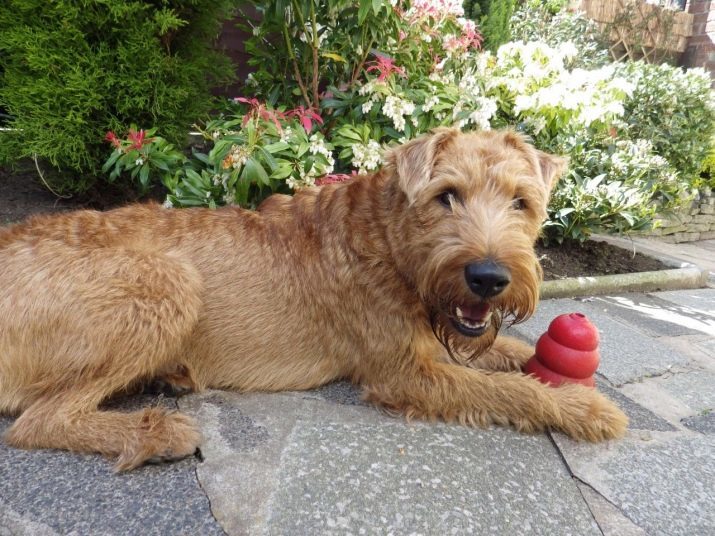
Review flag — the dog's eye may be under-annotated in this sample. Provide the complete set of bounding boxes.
[511,197,526,210]
[437,189,458,209]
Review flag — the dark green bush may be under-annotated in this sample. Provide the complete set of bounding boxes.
[464,0,515,51]
[0,0,238,194]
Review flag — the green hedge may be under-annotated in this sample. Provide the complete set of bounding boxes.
[0,0,238,194]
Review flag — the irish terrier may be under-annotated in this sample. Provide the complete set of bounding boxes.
[0,129,627,471]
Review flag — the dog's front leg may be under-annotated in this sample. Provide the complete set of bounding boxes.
[468,335,533,372]
[364,358,627,441]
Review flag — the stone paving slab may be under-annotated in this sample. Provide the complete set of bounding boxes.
[653,289,715,316]
[553,431,715,536]
[180,390,599,536]
[595,379,677,432]
[590,295,706,338]
[512,298,691,386]
[0,416,223,536]
[681,412,715,434]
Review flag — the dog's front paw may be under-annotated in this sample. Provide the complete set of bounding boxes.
[470,336,534,372]
[553,384,628,441]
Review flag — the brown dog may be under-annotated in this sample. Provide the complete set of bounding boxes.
[0,129,627,471]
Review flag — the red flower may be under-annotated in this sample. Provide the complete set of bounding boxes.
[234,97,287,131]
[104,131,121,149]
[366,55,406,82]
[287,106,324,132]
[127,129,152,150]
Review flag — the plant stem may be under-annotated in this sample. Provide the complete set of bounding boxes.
[282,25,312,108]
[309,1,320,109]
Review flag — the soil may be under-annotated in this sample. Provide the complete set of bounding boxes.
[1,164,669,279]
[535,239,668,280]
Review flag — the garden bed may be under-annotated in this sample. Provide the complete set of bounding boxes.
[536,239,667,281]
[1,165,670,280]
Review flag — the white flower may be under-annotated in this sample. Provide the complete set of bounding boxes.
[299,22,329,46]
[280,126,293,143]
[524,116,547,135]
[558,41,578,61]
[422,95,440,112]
[382,95,415,132]
[466,97,497,130]
[362,96,377,114]
[351,140,382,174]
[162,199,173,209]
[135,158,144,166]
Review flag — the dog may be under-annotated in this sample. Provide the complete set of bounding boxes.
[0,128,628,471]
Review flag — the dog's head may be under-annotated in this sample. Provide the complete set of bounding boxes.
[384,128,566,359]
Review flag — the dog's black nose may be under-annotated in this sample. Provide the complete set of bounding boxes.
[464,261,511,298]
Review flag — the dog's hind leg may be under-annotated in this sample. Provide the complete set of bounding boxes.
[5,392,202,471]
[1,246,204,470]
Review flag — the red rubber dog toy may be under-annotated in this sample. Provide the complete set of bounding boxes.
[523,313,599,387]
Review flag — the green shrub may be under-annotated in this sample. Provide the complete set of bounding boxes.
[0,0,238,194]
[510,1,610,69]
[616,62,715,194]
[465,0,516,51]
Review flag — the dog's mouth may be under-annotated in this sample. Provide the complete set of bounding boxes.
[449,302,492,337]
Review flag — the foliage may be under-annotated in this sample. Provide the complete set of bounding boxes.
[616,62,715,190]
[510,1,610,69]
[104,0,714,246]
[103,102,335,208]
[0,0,237,194]
[464,0,516,51]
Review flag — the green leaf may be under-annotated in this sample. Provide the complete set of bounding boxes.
[139,164,150,188]
[244,157,270,186]
[358,0,371,24]
[270,164,294,179]
[102,150,122,173]
[372,0,382,16]
[264,141,290,153]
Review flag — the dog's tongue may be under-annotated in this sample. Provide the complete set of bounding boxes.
[460,302,491,322]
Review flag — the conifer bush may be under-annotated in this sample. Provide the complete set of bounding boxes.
[0,0,238,194]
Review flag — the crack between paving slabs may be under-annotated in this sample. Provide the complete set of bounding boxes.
[546,431,644,535]
[546,431,606,536]
[170,395,229,536]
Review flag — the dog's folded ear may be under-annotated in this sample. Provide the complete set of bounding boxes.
[386,127,459,204]
[535,151,568,192]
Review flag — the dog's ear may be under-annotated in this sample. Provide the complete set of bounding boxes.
[536,151,568,191]
[500,130,567,192]
[386,128,459,203]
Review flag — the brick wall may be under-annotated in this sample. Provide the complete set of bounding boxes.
[681,0,715,81]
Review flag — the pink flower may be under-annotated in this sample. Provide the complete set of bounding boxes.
[366,55,406,82]
[287,106,324,133]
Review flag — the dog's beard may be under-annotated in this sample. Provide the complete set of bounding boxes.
[429,302,504,365]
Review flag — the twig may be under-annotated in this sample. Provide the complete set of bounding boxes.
[32,154,72,199]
